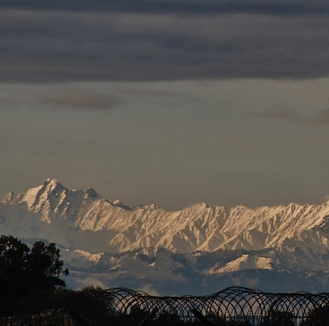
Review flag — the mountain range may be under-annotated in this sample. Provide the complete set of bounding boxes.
[1,178,329,295]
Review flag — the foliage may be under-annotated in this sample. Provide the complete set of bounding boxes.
[113,309,254,326]
[0,235,68,301]
[2,236,326,325]
[154,312,185,325]
[15,286,113,322]
[25,240,69,292]
[262,310,296,326]
[300,304,329,326]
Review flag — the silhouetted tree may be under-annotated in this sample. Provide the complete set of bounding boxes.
[0,235,30,298]
[262,310,296,326]
[0,235,68,305]
[154,311,185,325]
[300,304,329,326]
[15,286,114,323]
[27,241,68,290]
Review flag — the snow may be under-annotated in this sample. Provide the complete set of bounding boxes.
[210,254,273,274]
[3,179,329,294]
[4,179,329,257]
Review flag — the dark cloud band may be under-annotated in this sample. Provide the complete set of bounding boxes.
[1,0,329,16]
[1,3,329,83]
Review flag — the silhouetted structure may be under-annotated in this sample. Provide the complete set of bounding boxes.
[109,286,329,325]
[2,286,329,325]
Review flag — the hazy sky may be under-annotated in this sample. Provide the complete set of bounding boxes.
[1,1,329,210]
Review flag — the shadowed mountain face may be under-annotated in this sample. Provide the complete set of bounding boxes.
[2,178,329,295]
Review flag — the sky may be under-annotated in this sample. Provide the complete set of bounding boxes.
[1,0,329,211]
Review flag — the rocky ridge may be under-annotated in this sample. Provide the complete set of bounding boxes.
[2,178,329,294]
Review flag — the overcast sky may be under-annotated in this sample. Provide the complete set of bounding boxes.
[1,0,329,210]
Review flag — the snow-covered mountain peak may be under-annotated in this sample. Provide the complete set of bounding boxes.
[134,203,160,210]
[45,177,63,188]
[4,179,329,256]
[111,200,132,210]
[4,179,329,293]
[6,179,87,222]
[1,191,23,205]
[193,202,210,209]
[85,187,100,199]
[21,178,67,211]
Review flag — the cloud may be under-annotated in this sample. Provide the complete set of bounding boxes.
[254,107,329,125]
[38,90,124,110]
[0,88,124,111]
[1,2,329,83]
[117,86,189,98]
[311,108,329,125]
[252,108,299,122]
[1,0,329,16]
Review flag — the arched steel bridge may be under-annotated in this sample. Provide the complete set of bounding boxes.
[107,286,329,324]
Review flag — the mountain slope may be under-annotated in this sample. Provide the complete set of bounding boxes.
[2,178,329,294]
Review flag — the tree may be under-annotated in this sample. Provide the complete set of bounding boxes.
[300,304,329,326]
[263,310,296,326]
[0,235,30,298]
[154,311,185,326]
[27,241,68,290]
[0,235,68,300]
[16,286,114,322]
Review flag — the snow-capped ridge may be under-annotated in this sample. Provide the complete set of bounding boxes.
[45,177,64,188]
[111,200,132,210]
[134,203,160,210]
[1,191,23,205]
[3,179,329,266]
[194,202,209,208]
[85,187,100,199]
[4,179,329,294]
